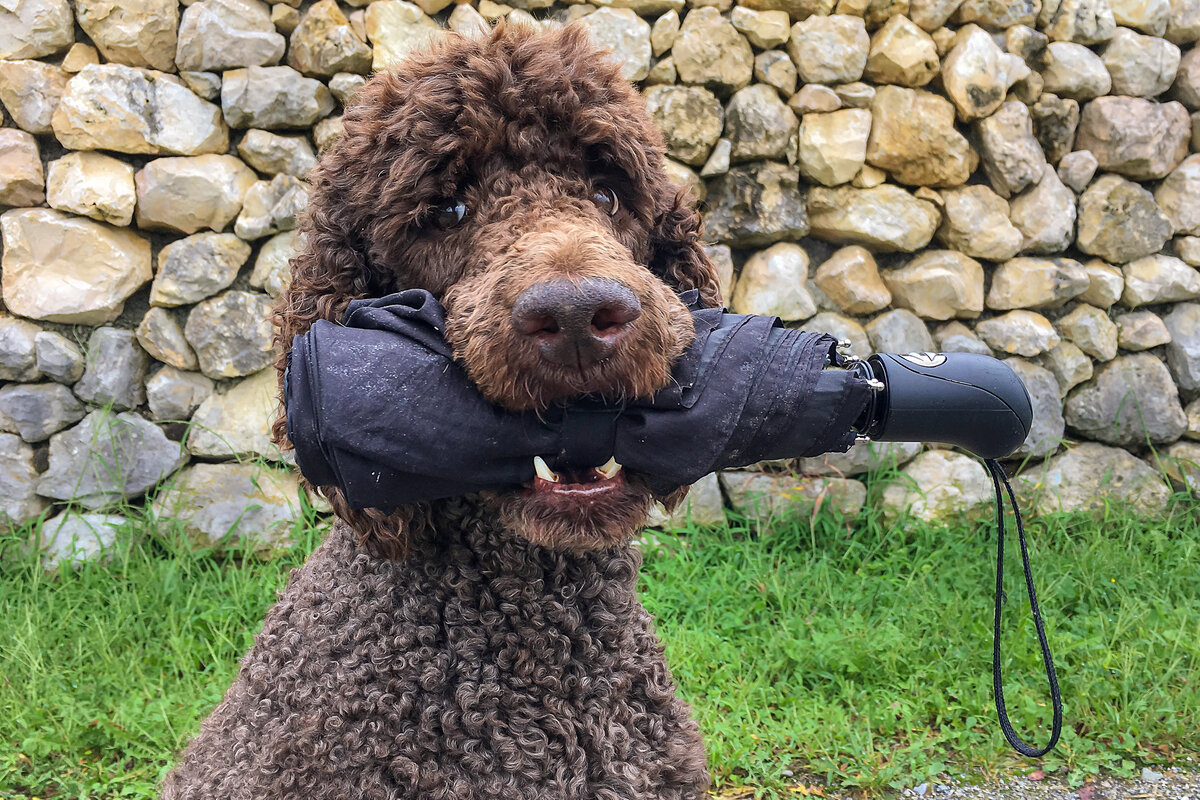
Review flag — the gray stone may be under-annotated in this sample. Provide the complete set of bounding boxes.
[0,0,73,60]
[644,85,723,166]
[1074,97,1191,181]
[151,233,252,307]
[187,367,281,460]
[1017,442,1168,515]
[866,86,972,188]
[725,84,798,163]
[151,462,303,551]
[1102,26,1181,96]
[185,290,276,379]
[788,15,869,85]
[288,0,372,77]
[1168,0,1200,42]
[180,70,221,99]
[578,8,652,83]
[37,410,188,509]
[705,162,809,247]
[221,65,335,129]
[237,129,317,177]
[250,229,300,297]
[1173,47,1200,107]
[705,243,736,301]
[0,58,69,134]
[882,250,984,320]
[1005,358,1065,458]
[1031,93,1081,163]
[74,327,150,411]
[134,155,258,234]
[1115,310,1172,349]
[1121,254,1200,307]
[1041,42,1112,100]
[937,319,994,354]
[986,257,1090,309]
[940,25,1030,121]
[328,72,366,104]
[1058,303,1119,360]
[1009,166,1077,254]
[975,101,1046,198]
[1076,174,1173,263]
[0,314,41,382]
[52,64,229,156]
[1065,353,1186,443]
[798,439,922,476]
[865,308,936,352]
[672,7,754,95]
[34,331,84,384]
[0,433,46,526]
[1040,0,1117,43]
[234,174,308,239]
[720,470,867,522]
[975,310,1061,356]
[136,307,199,371]
[146,366,215,421]
[808,185,941,252]
[1154,153,1200,236]
[44,151,136,226]
[1164,302,1200,389]
[645,473,726,529]
[880,449,992,521]
[1037,341,1094,393]
[0,383,85,442]
[38,513,127,570]
[1057,150,1098,192]
[937,185,1022,261]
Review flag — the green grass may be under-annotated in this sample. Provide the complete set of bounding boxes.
[3,490,1199,798]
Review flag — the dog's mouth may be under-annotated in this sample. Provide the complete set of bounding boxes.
[524,455,625,500]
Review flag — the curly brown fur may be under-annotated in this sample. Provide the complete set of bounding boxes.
[167,21,721,799]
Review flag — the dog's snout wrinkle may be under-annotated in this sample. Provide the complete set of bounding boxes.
[511,277,642,370]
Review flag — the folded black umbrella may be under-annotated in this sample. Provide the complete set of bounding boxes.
[284,289,873,511]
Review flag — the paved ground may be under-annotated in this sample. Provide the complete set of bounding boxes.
[894,768,1200,800]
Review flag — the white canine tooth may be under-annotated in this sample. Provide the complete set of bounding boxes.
[533,455,560,483]
[595,456,622,479]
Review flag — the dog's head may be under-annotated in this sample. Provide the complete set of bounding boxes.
[275,22,720,555]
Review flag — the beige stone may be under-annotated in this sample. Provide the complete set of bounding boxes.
[1101,26,1181,96]
[1076,174,1173,263]
[1079,260,1125,307]
[1058,303,1119,360]
[287,0,371,76]
[1115,310,1171,350]
[645,85,721,164]
[45,152,136,226]
[835,81,876,107]
[650,9,679,55]
[852,164,888,187]
[663,158,705,201]
[912,0,965,29]
[1,209,151,325]
[797,108,871,187]
[250,230,300,297]
[814,245,892,314]
[974,101,1045,198]
[865,85,972,187]
[937,185,1022,260]
[808,185,940,252]
[730,6,790,47]
[221,65,335,129]
[864,14,940,86]
[880,449,991,522]
[137,308,199,370]
[0,129,43,207]
[731,243,816,321]
[940,25,1029,120]
[237,129,317,177]
[1040,0,1116,43]
[1042,41,1112,99]
[152,233,252,307]
[53,64,229,155]
[1154,153,1200,236]
[578,8,652,82]
[364,0,443,72]
[673,7,753,94]
[720,470,866,523]
[61,43,100,72]
[645,473,725,529]
[0,0,73,60]
[788,83,841,114]
[788,15,869,85]
[953,0,1041,28]
[1008,165,1077,254]
[1075,97,1191,181]
[1111,0,1170,33]
[272,3,301,33]
[187,367,282,460]
[739,0,836,18]
[1121,254,1200,306]
[987,257,1089,310]
[77,0,178,71]
[0,59,68,134]
[882,250,984,320]
[975,310,1061,355]
[135,155,258,235]
[754,50,797,96]
[645,56,676,85]
[937,319,993,354]
[1037,340,1093,394]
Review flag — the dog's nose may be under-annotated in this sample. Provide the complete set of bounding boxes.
[511,278,642,369]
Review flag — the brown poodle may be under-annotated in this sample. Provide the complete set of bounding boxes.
[161,21,721,800]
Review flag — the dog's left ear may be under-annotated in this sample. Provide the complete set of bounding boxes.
[649,185,722,309]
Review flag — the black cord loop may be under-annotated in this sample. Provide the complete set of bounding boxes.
[985,458,1063,758]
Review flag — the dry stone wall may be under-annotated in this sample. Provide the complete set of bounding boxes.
[2,0,1200,548]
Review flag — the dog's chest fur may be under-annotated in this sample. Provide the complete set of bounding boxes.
[161,500,708,800]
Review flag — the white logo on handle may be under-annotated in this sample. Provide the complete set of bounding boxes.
[900,352,947,367]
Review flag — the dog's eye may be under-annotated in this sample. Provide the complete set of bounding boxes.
[592,186,619,216]
[432,198,468,229]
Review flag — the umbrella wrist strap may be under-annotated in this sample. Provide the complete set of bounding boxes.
[985,458,1063,757]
